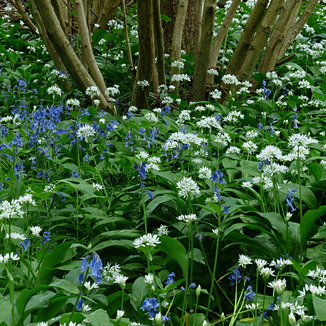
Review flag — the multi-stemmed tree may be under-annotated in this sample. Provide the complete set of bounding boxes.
[10,0,320,113]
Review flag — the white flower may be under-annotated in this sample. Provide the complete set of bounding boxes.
[30,226,42,236]
[116,310,124,320]
[176,177,201,199]
[255,259,268,270]
[207,68,219,76]
[257,145,283,161]
[225,146,241,155]
[37,323,48,326]
[224,110,244,123]
[0,200,24,219]
[242,141,258,154]
[288,133,318,147]
[288,312,296,325]
[260,267,275,281]
[197,116,223,130]
[176,214,197,224]
[198,167,212,179]
[171,74,191,82]
[144,112,159,123]
[222,74,240,85]
[214,132,231,147]
[76,124,96,142]
[210,89,222,100]
[105,85,120,97]
[84,281,99,290]
[133,233,161,248]
[268,279,287,294]
[157,225,169,236]
[176,110,191,125]
[171,60,185,69]
[115,274,128,288]
[47,85,62,97]
[85,86,100,98]
[245,303,261,310]
[144,274,154,285]
[17,193,36,206]
[128,106,138,113]
[238,254,252,267]
[0,252,20,263]
[66,99,80,107]
[270,258,293,267]
[137,80,150,87]
[5,232,25,240]
[242,181,253,189]
[92,183,104,191]
[212,228,219,236]
[44,184,55,192]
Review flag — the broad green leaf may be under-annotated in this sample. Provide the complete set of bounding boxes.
[157,236,188,278]
[91,239,134,252]
[50,277,79,294]
[82,309,112,326]
[16,285,50,317]
[188,313,206,326]
[130,277,149,311]
[313,295,326,321]
[0,295,11,324]
[25,291,56,314]
[300,206,326,252]
[258,212,286,239]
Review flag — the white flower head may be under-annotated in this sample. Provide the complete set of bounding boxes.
[76,124,96,142]
[238,254,252,268]
[176,214,197,224]
[176,177,200,199]
[157,225,169,236]
[85,86,100,98]
[30,226,42,236]
[268,279,287,294]
[133,233,161,248]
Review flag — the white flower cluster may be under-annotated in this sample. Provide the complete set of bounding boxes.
[133,233,161,248]
[47,85,62,97]
[198,167,212,180]
[177,110,191,125]
[85,86,100,98]
[176,213,197,224]
[224,110,244,123]
[0,252,20,263]
[176,177,200,198]
[164,132,204,150]
[0,194,36,219]
[214,132,231,147]
[136,151,161,171]
[197,116,223,130]
[144,112,159,123]
[76,124,96,142]
[171,74,191,82]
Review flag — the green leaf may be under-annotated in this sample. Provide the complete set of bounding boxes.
[0,295,12,324]
[16,285,50,317]
[39,242,74,283]
[25,291,56,314]
[82,309,112,326]
[50,277,79,294]
[300,206,326,252]
[130,277,149,311]
[157,236,188,278]
[313,295,326,321]
[188,313,206,326]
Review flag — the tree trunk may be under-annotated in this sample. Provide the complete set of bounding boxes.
[278,0,319,60]
[32,0,115,113]
[192,0,217,101]
[257,0,302,75]
[225,0,269,77]
[170,0,189,78]
[132,0,155,108]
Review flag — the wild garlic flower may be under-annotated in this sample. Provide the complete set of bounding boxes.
[288,133,318,147]
[105,85,120,97]
[257,145,283,161]
[30,226,42,236]
[0,200,24,219]
[242,141,258,154]
[176,177,200,199]
[270,258,293,268]
[241,181,253,189]
[66,99,80,107]
[238,254,252,267]
[171,60,185,69]
[225,146,241,155]
[298,284,326,297]
[176,214,197,224]
[144,274,154,285]
[47,85,62,97]
[214,132,231,147]
[176,110,191,125]
[76,124,96,142]
[0,252,20,263]
[92,183,104,191]
[307,266,326,283]
[198,167,212,180]
[144,112,159,123]
[133,233,161,248]
[114,274,128,288]
[224,110,244,123]
[222,74,240,85]
[85,86,100,98]
[137,80,150,87]
[197,116,223,130]
[260,267,275,281]
[5,232,25,240]
[84,281,99,290]
[157,224,169,236]
[210,89,222,100]
[268,279,287,294]
[171,74,191,82]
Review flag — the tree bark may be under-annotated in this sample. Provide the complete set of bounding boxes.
[257,0,302,75]
[192,0,217,101]
[225,0,269,77]
[237,0,285,81]
[170,0,189,78]
[132,0,155,108]
[278,0,319,60]
[153,0,166,86]
[33,0,115,113]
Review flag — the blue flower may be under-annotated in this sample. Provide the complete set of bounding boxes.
[228,267,242,286]
[286,187,297,212]
[76,297,84,311]
[164,272,176,285]
[20,238,30,251]
[140,297,160,318]
[244,285,256,301]
[211,169,224,184]
[89,252,103,283]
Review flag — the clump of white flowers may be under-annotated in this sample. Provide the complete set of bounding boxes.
[176,177,200,199]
